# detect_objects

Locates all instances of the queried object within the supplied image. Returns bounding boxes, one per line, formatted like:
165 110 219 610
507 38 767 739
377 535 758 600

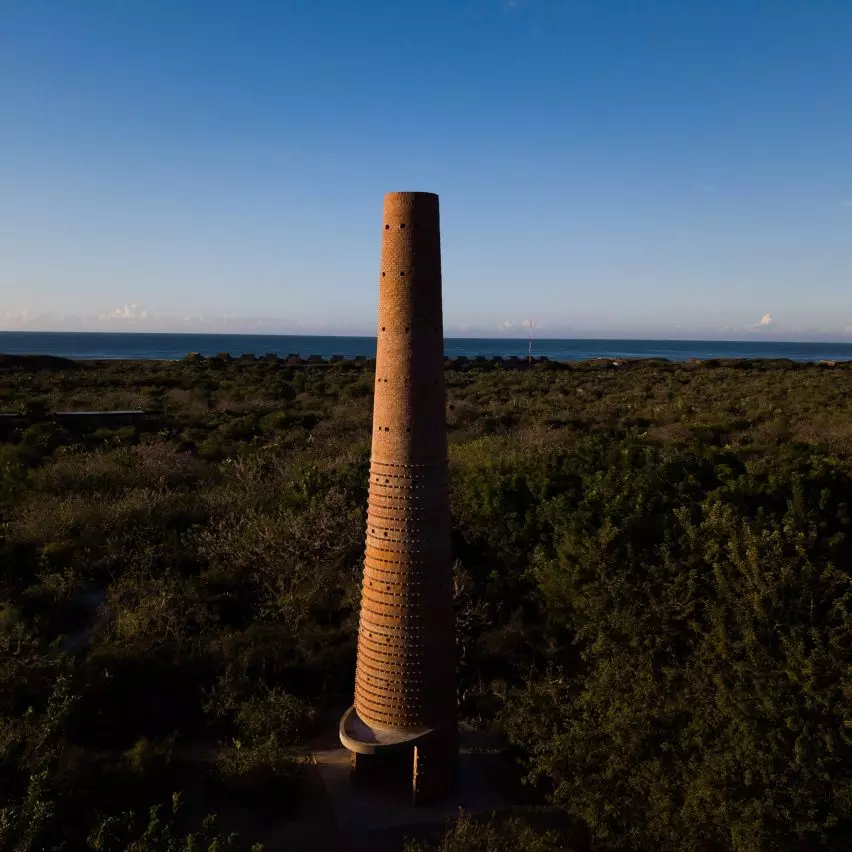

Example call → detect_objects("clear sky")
2 0 851 340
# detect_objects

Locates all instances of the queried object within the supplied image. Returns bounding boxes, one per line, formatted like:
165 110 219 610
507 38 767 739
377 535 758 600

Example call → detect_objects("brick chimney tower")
339 191 457 804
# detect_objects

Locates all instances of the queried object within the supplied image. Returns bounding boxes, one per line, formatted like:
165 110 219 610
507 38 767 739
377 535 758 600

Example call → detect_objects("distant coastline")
2 330 852 363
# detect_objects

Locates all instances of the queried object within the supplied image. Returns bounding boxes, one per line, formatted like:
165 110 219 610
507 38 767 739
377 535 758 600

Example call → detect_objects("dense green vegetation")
2 354 852 850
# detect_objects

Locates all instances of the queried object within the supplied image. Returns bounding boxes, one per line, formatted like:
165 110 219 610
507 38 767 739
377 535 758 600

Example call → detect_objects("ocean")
1 331 852 363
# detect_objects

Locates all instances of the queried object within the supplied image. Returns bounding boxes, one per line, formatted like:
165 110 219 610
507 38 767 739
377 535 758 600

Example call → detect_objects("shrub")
404 813 569 852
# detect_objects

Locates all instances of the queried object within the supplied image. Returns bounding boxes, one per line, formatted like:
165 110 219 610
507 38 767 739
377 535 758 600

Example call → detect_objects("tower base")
339 705 457 805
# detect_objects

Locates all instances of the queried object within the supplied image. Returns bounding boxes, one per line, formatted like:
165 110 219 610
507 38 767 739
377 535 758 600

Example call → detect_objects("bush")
504 440 852 851
5 357 852 849
404 813 569 852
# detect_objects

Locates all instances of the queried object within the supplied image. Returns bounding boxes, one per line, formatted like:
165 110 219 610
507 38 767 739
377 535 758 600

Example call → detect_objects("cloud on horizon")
99 304 149 321
500 318 537 332
747 312 774 331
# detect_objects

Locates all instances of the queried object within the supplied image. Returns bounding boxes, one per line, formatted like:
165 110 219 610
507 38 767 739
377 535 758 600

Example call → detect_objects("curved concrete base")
339 705 433 755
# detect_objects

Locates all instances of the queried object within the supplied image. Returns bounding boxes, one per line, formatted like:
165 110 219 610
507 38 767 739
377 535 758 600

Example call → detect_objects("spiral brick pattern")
353 192 456 736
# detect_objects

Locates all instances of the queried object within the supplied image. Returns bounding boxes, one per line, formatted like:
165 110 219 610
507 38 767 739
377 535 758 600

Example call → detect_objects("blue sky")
2 0 851 339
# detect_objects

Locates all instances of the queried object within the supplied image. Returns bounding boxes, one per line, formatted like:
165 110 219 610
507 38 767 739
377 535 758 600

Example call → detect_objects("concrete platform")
339 704 432 753
312 748 504 851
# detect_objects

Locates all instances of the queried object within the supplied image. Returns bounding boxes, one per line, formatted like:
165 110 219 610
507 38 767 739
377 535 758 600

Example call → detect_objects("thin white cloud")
745 312 774 332
0 309 339 335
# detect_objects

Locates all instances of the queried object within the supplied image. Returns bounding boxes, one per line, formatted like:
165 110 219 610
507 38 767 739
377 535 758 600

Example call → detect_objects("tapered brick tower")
339 191 457 804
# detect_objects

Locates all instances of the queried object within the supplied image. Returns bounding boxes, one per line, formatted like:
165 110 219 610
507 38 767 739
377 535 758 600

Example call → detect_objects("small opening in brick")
404 326 409 332
382 272 386 277
400 271 405 277
400 223 406 229
385 224 390 230
381 326 385 331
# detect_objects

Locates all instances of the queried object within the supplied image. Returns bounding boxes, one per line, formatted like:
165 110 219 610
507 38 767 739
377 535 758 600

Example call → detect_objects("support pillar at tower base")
340 705 458 805
413 729 459 805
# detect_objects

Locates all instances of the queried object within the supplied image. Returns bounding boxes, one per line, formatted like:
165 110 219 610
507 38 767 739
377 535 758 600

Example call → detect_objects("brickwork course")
353 191 457 739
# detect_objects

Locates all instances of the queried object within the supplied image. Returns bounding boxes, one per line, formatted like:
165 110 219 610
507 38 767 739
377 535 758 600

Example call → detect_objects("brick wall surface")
353 192 456 734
